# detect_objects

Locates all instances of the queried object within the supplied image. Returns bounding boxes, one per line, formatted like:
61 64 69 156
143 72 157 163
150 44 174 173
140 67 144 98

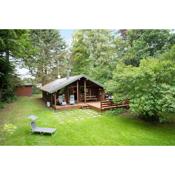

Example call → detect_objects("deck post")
66 87 69 103
50 94 53 105
84 79 86 103
77 80 79 103
54 93 56 106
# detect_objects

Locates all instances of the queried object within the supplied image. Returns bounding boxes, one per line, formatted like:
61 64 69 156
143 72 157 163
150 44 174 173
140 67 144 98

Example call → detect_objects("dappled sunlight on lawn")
52 109 103 124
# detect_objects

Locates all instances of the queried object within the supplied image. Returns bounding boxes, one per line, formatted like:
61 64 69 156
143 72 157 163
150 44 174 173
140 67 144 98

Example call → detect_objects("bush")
106 58 175 120
32 85 41 94
0 102 4 109
106 108 128 115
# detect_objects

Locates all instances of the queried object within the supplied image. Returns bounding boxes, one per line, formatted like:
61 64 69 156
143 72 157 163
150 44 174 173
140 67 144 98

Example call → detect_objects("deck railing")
100 100 129 111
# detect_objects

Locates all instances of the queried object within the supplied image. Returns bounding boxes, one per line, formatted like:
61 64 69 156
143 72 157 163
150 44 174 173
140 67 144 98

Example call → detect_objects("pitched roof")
41 74 104 93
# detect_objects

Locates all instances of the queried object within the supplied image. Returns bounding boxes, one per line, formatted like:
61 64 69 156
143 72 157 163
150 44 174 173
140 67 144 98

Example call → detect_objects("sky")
17 29 75 79
60 29 75 46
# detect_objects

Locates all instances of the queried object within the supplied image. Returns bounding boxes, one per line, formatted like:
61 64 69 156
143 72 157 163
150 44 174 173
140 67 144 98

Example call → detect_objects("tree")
23 30 67 85
0 30 31 102
72 30 116 83
71 30 90 75
106 51 175 120
0 30 32 61
115 29 175 66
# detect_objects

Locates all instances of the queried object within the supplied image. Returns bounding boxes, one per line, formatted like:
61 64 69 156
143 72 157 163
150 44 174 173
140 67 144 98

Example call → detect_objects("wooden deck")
53 103 88 110
53 101 129 112
87 101 129 112
86 102 102 112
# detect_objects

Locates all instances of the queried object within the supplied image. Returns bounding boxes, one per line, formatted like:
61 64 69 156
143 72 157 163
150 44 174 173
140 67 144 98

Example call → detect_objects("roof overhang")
41 74 104 94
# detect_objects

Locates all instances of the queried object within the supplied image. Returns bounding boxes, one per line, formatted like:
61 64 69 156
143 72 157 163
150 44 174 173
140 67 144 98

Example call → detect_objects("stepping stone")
27 114 38 120
92 115 98 118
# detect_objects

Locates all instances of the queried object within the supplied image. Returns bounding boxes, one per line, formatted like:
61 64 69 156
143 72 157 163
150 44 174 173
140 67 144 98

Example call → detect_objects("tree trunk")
0 88 2 100
6 50 10 62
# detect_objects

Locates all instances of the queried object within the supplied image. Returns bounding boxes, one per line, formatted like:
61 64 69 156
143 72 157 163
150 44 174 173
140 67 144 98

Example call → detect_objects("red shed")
15 84 32 96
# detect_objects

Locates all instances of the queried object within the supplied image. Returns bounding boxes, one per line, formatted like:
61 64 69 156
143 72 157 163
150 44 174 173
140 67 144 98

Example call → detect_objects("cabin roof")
40 74 104 93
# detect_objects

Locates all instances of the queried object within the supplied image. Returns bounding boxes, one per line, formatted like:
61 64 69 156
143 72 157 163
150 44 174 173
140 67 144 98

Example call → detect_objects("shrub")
32 85 41 94
0 102 4 109
107 108 128 115
106 58 175 121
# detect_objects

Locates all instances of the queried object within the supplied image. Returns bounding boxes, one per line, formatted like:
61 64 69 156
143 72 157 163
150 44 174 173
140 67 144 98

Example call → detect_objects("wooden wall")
15 85 32 96
41 77 105 105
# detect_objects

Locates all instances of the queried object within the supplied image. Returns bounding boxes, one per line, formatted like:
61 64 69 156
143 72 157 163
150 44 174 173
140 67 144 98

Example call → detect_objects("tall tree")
0 30 31 102
71 30 89 75
0 30 32 61
23 30 67 85
72 29 116 83
115 29 175 66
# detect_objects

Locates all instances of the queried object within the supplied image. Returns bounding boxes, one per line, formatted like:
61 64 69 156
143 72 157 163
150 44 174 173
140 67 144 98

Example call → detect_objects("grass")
1 95 175 145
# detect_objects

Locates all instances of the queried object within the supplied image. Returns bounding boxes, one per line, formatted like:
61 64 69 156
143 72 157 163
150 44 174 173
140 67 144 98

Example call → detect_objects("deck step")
81 106 89 109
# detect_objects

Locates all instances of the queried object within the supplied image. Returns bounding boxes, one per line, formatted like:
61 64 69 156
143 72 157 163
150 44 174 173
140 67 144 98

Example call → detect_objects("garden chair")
69 94 75 105
58 95 67 105
31 121 56 135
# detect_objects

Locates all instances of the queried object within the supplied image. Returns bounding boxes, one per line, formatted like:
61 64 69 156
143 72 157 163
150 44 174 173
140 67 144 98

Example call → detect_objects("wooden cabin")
41 75 105 109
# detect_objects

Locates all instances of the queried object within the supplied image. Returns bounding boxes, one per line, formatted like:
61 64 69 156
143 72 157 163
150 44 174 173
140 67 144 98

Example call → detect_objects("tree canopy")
115 29 175 66
23 30 67 85
71 29 116 83
0 30 31 102
106 46 175 120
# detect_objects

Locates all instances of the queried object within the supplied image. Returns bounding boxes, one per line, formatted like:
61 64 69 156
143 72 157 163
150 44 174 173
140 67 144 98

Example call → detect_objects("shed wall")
16 86 32 96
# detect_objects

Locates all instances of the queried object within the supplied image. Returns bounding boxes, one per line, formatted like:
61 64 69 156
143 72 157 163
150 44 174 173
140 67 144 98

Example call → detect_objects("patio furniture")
58 95 63 104
62 101 67 105
31 121 56 135
69 94 75 105
58 94 67 105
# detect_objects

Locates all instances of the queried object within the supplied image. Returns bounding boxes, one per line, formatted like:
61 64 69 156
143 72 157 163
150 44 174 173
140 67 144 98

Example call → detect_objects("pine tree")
23 30 66 85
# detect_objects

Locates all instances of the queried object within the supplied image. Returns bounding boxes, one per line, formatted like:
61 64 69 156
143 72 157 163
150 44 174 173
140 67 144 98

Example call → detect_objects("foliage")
115 29 175 66
0 61 19 102
0 57 19 102
72 30 116 83
71 29 175 84
106 56 175 120
159 44 175 61
0 101 4 109
105 108 128 115
0 30 32 102
23 30 67 85
71 30 89 74
32 85 41 94
0 30 32 59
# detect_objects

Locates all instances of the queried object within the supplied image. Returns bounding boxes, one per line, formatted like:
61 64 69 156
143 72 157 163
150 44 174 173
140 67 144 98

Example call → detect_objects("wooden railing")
100 100 129 111
80 94 98 101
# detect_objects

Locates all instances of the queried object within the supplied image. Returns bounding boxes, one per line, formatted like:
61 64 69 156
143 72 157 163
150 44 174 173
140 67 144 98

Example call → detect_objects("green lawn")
1 95 175 145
